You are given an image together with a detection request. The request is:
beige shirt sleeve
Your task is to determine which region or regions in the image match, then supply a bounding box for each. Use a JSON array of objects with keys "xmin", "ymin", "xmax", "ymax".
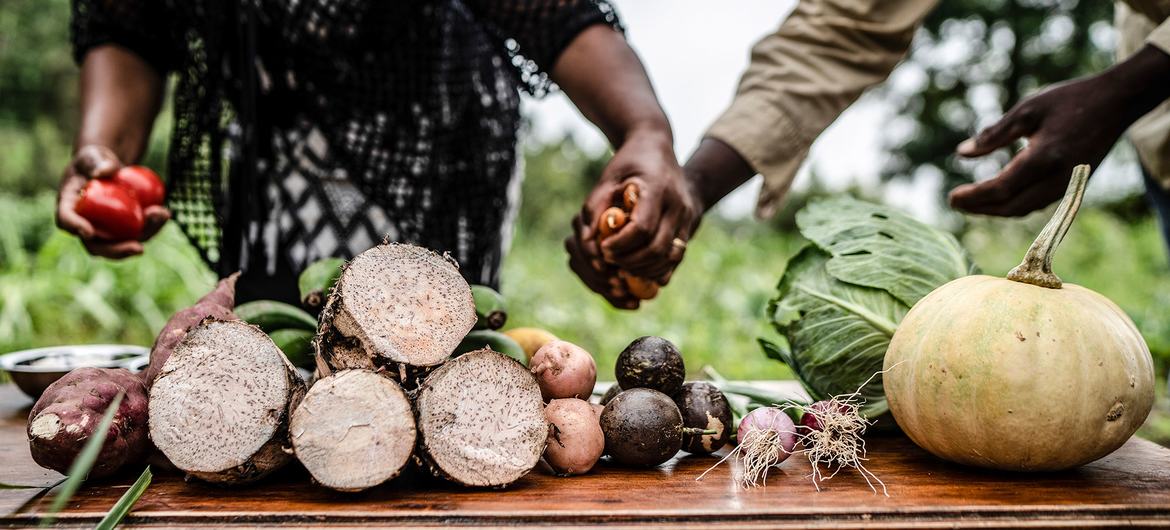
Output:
[
  {"xmin": 1117, "ymin": 1, "xmax": 1170, "ymax": 189},
  {"xmin": 706, "ymin": 0, "xmax": 936, "ymax": 217},
  {"xmin": 1151, "ymin": 17, "xmax": 1170, "ymax": 54}
]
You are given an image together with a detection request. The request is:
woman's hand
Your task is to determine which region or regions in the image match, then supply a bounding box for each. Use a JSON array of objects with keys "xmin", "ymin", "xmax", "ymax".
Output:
[
  {"xmin": 56, "ymin": 145, "xmax": 170, "ymax": 258},
  {"xmin": 951, "ymin": 45, "xmax": 1170, "ymax": 216},
  {"xmin": 566, "ymin": 131, "xmax": 698, "ymax": 308}
]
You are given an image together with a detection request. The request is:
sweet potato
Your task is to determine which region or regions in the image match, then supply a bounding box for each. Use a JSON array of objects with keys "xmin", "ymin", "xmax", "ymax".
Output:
[
  {"xmin": 27, "ymin": 367, "xmax": 149, "ymax": 478},
  {"xmin": 26, "ymin": 274, "xmax": 240, "ymax": 478},
  {"xmin": 144, "ymin": 273, "xmax": 239, "ymax": 386}
]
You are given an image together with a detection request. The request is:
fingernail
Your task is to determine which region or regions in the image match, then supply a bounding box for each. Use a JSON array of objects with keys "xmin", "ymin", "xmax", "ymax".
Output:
[{"xmin": 957, "ymin": 139, "xmax": 977, "ymax": 155}]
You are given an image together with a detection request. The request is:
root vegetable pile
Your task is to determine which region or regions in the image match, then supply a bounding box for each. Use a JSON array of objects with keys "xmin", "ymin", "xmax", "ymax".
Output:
[
  {"xmin": 25, "ymin": 244, "xmax": 560, "ymax": 492},
  {"xmin": 595, "ymin": 336, "xmax": 731, "ymax": 468},
  {"xmin": 26, "ymin": 240, "xmax": 833, "ymax": 494}
]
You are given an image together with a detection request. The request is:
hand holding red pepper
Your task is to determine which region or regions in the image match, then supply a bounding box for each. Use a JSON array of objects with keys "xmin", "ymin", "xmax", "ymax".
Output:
[{"xmin": 56, "ymin": 145, "xmax": 170, "ymax": 259}]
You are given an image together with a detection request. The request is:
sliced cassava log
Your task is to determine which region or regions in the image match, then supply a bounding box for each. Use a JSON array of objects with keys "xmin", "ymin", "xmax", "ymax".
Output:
[
  {"xmin": 317, "ymin": 244, "xmax": 476, "ymax": 375},
  {"xmin": 290, "ymin": 369, "xmax": 416, "ymax": 492},
  {"xmin": 149, "ymin": 319, "xmax": 306, "ymax": 485},
  {"xmin": 414, "ymin": 349, "xmax": 547, "ymax": 487}
]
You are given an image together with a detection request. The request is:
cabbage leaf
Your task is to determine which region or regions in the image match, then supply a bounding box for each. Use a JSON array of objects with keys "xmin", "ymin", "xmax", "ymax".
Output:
[{"xmin": 763, "ymin": 198, "xmax": 977, "ymax": 417}]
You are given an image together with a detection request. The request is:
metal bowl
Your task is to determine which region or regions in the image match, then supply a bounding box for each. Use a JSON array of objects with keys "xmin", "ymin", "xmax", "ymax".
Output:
[{"xmin": 0, "ymin": 345, "xmax": 149, "ymax": 399}]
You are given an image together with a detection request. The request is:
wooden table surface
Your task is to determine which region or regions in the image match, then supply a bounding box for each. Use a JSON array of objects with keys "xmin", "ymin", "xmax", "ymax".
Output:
[{"xmin": 2, "ymin": 383, "xmax": 1169, "ymax": 529}]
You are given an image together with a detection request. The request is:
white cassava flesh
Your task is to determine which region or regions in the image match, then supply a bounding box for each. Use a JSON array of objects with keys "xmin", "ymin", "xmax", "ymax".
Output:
[
  {"xmin": 149, "ymin": 319, "xmax": 305, "ymax": 484},
  {"xmin": 319, "ymin": 244, "xmax": 476, "ymax": 371},
  {"xmin": 415, "ymin": 349, "xmax": 547, "ymax": 487},
  {"xmin": 290, "ymin": 370, "xmax": 416, "ymax": 491}
]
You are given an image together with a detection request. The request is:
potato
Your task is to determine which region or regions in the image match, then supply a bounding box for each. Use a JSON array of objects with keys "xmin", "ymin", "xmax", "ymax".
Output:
[
  {"xmin": 530, "ymin": 340, "xmax": 596, "ymax": 401},
  {"xmin": 544, "ymin": 398, "xmax": 604, "ymax": 476}
]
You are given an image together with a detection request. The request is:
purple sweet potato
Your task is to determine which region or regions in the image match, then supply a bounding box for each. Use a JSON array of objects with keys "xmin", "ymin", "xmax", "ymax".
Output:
[
  {"xmin": 27, "ymin": 367, "xmax": 150, "ymax": 478},
  {"xmin": 143, "ymin": 273, "xmax": 239, "ymax": 386}
]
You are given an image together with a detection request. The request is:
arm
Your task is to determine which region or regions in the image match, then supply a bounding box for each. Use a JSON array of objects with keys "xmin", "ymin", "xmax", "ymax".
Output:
[
  {"xmin": 592, "ymin": 0, "xmax": 934, "ymax": 285},
  {"xmin": 692, "ymin": 0, "xmax": 936, "ymax": 218},
  {"xmin": 951, "ymin": 41, "xmax": 1170, "ymax": 216},
  {"xmin": 56, "ymin": 45, "xmax": 168, "ymax": 258},
  {"xmin": 464, "ymin": 1, "xmax": 683, "ymax": 307},
  {"xmin": 554, "ymin": 25, "xmax": 696, "ymax": 308}
]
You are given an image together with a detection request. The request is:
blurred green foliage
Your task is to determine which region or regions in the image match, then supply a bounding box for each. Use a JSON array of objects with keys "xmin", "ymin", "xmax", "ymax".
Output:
[{"xmin": 0, "ymin": 194, "xmax": 215, "ymax": 353}]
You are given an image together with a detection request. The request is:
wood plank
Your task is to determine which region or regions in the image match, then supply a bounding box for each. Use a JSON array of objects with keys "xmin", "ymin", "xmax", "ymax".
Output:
[
  {"xmin": 0, "ymin": 386, "xmax": 65, "ymax": 516},
  {"xmin": 1, "ymin": 384, "xmax": 1168, "ymax": 528}
]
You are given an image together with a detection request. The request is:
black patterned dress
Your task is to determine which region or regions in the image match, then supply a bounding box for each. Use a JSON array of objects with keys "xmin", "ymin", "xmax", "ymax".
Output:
[{"xmin": 71, "ymin": 0, "xmax": 620, "ymax": 302}]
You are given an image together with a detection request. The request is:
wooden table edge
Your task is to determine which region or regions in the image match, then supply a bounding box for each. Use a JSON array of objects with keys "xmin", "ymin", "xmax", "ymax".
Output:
[{"xmin": 4, "ymin": 504, "xmax": 1170, "ymax": 528}]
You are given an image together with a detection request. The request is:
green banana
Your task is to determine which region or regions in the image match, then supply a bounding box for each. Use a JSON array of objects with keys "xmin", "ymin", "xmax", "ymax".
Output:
[
  {"xmin": 298, "ymin": 257, "xmax": 345, "ymax": 310},
  {"xmin": 471, "ymin": 284, "xmax": 507, "ymax": 330},
  {"xmin": 269, "ymin": 328, "xmax": 315, "ymax": 368},
  {"xmin": 454, "ymin": 330, "xmax": 526, "ymax": 366},
  {"xmin": 235, "ymin": 300, "xmax": 318, "ymax": 332}
]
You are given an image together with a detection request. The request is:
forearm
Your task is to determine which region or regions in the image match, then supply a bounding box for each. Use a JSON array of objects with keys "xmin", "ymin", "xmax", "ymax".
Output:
[
  {"xmin": 76, "ymin": 45, "xmax": 165, "ymax": 162},
  {"xmin": 682, "ymin": 138, "xmax": 757, "ymax": 213},
  {"xmin": 550, "ymin": 25, "xmax": 671, "ymax": 148},
  {"xmin": 1101, "ymin": 44, "xmax": 1170, "ymax": 125}
]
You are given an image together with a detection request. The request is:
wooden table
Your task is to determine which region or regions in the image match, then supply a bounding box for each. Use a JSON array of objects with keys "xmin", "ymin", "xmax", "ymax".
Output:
[{"xmin": 2, "ymin": 384, "xmax": 1168, "ymax": 529}]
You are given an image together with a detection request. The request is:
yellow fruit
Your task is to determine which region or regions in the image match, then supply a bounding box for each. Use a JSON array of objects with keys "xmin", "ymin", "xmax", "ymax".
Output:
[{"xmin": 503, "ymin": 327, "xmax": 559, "ymax": 362}]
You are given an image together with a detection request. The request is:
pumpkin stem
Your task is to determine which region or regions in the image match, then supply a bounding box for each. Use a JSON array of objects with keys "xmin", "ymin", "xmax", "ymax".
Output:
[{"xmin": 1006, "ymin": 164, "xmax": 1090, "ymax": 289}]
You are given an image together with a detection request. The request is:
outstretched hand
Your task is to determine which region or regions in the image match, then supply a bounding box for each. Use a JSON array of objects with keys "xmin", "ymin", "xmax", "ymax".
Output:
[
  {"xmin": 951, "ymin": 45, "xmax": 1170, "ymax": 216},
  {"xmin": 56, "ymin": 145, "xmax": 170, "ymax": 259}
]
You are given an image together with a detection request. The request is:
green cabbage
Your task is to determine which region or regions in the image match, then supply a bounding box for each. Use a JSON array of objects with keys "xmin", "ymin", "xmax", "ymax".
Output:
[{"xmin": 762, "ymin": 197, "xmax": 978, "ymax": 418}]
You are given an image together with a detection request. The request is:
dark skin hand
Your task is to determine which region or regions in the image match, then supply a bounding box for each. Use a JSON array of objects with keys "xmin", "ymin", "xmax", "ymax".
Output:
[
  {"xmin": 555, "ymin": 25, "xmax": 690, "ymax": 309},
  {"xmin": 602, "ymin": 45, "xmax": 1170, "ymax": 287},
  {"xmin": 951, "ymin": 44, "xmax": 1170, "ymax": 216},
  {"xmin": 57, "ymin": 45, "xmax": 169, "ymax": 258},
  {"xmin": 587, "ymin": 136, "xmax": 753, "ymax": 285}
]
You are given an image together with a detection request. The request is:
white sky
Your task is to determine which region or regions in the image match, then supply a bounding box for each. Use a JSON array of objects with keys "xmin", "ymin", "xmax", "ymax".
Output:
[{"xmin": 520, "ymin": 0, "xmax": 1144, "ymax": 222}]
